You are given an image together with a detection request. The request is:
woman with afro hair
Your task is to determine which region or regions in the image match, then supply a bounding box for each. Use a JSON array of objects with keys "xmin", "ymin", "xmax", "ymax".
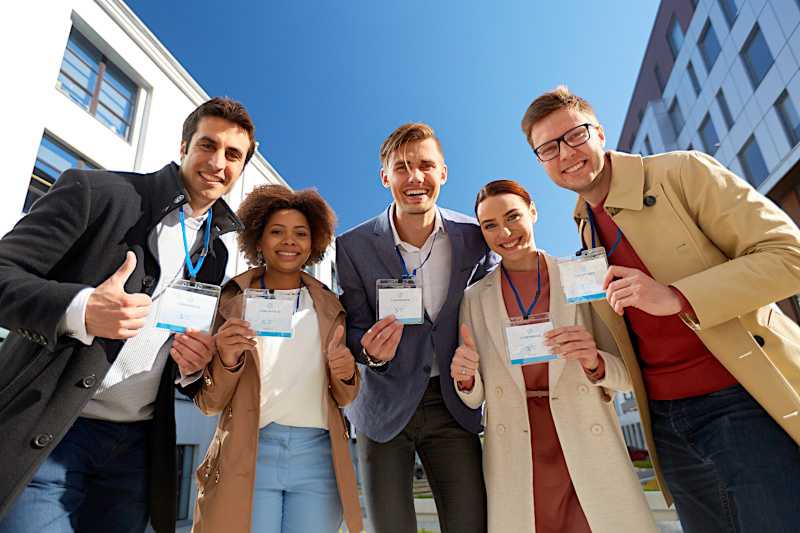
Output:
[{"xmin": 190, "ymin": 184, "xmax": 363, "ymax": 533}]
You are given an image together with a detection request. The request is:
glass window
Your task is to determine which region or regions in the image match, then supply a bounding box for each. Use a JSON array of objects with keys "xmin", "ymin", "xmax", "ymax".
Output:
[
  {"xmin": 654, "ymin": 64, "xmax": 666, "ymax": 92},
  {"xmin": 738, "ymin": 135, "xmax": 770, "ymax": 186},
  {"xmin": 24, "ymin": 135, "xmax": 97, "ymax": 213},
  {"xmin": 699, "ymin": 114, "xmax": 720, "ymax": 154},
  {"xmin": 719, "ymin": 0, "xmax": 740, "ymax": 28},
  {"xmin": 776, "ymin": 91, "xmax": 800, "ymax": 146},
  {"xmin": 176, "ymin": 445, "xmax": 195, "ymax": 521},
  {"xmin": 717, "ymin": 89, "xmax": 735, "ymax": 129},
  {"xmin": 668, "ymin": 16, "xmax": 685, "ymax": 58},
  {"xmin": 55, "ymin": 28, "xmax": 138, "ymax": 139},
  {"xmin": 699, "ymin": 20, "xmax": 722, "ymax": 71},
  {"xmin": 688, "ymin": 62, "xmax": 701, "ymax": 96},
  {"xmin": 669, "ymin": 99, "xmax": 685, "ymax": 136},
  {"xmin": 741, "ymin": 24, "xmax": 774, "ymax": 88}
]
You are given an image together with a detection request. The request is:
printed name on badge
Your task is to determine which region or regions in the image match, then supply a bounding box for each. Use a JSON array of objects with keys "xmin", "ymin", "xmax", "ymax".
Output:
[
  {"xmin": 155, "ymin": 280, "xmax": 220, "ymax": 333},
  {"xmin": 242, "ymin": 288, "xmax": 299, "ymax": 338},
  {"xmin": 376, "ymin": 278, "xmax": 424, "ymax": 325},
  {"xmin": 504, "ymin": 313, "xmax": 558, "ymax": 366},
  {"xmin": 558, "ymin": 248, "xmax": 608, "ymax": 304}
]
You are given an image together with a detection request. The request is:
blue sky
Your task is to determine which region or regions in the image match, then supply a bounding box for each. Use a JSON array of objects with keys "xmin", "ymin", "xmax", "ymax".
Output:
[{"xmin": 128, "ymin": 1, "xmax": 659, "ymax": 257}]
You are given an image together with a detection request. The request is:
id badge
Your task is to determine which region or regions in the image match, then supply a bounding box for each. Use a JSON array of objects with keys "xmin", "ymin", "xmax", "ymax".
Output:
[
  {"xmin": 242, "ymin": 288, "xmax": 297, "ymax": 338},
  {"xmin": 155, "ymin": 279, "xmax": 221, "ymax": 333},
  {"xmin": 503, "ymin": 312, "xmax": 558, "ymax": 366},
  {"xmin": 376, "ymin": 278, "xmax": 423, "ymax": 325},
  {"xmin": 558, "ymin": 248, "xmax": 609, "ymax": 304}
]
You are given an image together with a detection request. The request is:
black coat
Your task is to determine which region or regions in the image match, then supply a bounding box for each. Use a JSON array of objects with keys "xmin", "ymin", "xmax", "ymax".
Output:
[{"xmin": 0, "ymin": 163, "xmax": 242, "ymax": 532}]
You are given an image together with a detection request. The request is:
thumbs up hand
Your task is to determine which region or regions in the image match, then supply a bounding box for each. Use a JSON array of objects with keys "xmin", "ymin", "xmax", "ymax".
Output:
[
  {"xmin": 85, "ymin": 251, "xmax": 152, "ymax": 339},
  {"xmin": 451, "ymin": 324, "xmax": 480, "ymax": 390},
  {"xmin": 327, "ymin": 324, "xmax": 355, "ymax": 382}
]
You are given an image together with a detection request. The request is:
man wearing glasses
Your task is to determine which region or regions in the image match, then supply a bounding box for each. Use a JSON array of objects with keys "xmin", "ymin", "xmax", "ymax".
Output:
[{"xmin": 520, "ymin": 85, "xmax": 800, "ymax": 533}]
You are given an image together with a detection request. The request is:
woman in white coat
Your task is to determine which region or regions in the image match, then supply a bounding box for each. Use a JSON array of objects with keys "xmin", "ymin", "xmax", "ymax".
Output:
[{"xmin": 452, "ymin": 179, "xmax": 656, "ymax": 533}]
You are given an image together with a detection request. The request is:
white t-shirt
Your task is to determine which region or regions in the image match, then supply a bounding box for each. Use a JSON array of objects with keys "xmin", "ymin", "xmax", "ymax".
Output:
[{"xmin": 257, "ymin": 287, "xmax": 329, "ymax": 429}]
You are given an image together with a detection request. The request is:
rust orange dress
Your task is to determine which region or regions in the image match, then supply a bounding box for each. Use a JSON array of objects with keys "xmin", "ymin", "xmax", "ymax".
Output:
[{"xmin": 500, "ymin": 255, "xmax": 592, "ymax": 533}]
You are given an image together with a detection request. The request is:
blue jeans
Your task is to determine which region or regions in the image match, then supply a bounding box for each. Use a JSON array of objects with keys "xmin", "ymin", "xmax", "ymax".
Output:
[
  {"xmin": 251, "ymin": 423, "xmax": 342, "ymax": 533},
  {"xmin": 650, "ymin": 384, "xmax": 800, "ymax": 533},
  {"xmin": 0, "ymin": 417, "xmax": 150, "ymax": 533}
]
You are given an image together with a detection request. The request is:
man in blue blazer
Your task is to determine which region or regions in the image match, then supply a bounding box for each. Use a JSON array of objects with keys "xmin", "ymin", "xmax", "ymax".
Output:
[{"xmin": 336, "ymin": 123, "xmax": 495, "ymax": 533}]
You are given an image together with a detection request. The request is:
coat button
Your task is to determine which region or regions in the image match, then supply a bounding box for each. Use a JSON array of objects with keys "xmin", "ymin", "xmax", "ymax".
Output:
[
  {"xmin": 578, "ymin": 384, "xmax": 589, "ymax": 394},
  {"xmin": 32, "ymin": 433, "xmax": 54, "ymax": 448},
  {"xmin": 590, "ymin": 424, "xmax": 603, "ymax": 435},
  {"xmin": 497, "ymin": 424, "xmax": 506, "ymax": 434},
  {"xmin": 644, "ymin": 195, "xmax": 657, "ymax": 207},
  {"xmin": 142, "ymin": 275, "xmax": 155, "ymax": 289},
  {"xmin": 80, "ymin": 374, "xmax": 97, "ymax": 388},
  {"xmin": 753, "ymin": 335, "xmax": 765, "ymax": 347},
  {"xmin": 495, "ymin": 387, "xmax": 503, "ymax": 398}
]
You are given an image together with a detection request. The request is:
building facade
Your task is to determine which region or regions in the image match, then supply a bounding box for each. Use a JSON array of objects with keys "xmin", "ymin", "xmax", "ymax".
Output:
[
  {"xmin": 615, "ymin": 0, "xmax": 800, "ymax": 448},
  {"xmin": 0, "ymin": 1, "xmax": 336, "ymax": 528}
]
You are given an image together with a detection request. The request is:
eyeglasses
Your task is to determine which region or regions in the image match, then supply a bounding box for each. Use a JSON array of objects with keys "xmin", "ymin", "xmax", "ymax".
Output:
[{"xmin": 533, "ymin": 123, "xmax": 596, "ymax": 162}]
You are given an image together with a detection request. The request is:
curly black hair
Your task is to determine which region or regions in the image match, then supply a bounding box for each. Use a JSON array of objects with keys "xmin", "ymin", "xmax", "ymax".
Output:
[{"xmin": 237, "ymin": 184, "xmax": 336, "ymax": 267}]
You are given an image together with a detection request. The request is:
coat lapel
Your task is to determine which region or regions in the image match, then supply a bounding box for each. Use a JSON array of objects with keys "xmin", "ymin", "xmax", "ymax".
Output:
[
  {"xmin": 371, "ymin": 207, "xmax": 405, "ymax": 279},
  {"xmin": 480, "ymin": 268, "xmax": 527, "ymax": 397},
  {"xmin": 481, "ymin": 255, "xmax": 578, "ymax": 397},
  {"xmin": 545, "ymin": 254, "xmax": 576, "ymax": 391},
  {"xmin": 434, "ymin": 213, "xmax": 466, "ymax": 327}
]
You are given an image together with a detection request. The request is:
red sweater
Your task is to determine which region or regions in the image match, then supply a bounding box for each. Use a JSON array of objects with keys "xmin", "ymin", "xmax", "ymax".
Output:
[{"xmin": 589, "ymin": 202, "xmax": 737, "ymax": 400}]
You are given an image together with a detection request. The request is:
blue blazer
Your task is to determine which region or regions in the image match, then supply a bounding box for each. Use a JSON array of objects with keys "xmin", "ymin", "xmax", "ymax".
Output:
[{"xmin": 336, "ymin": 206, "xmax": 497, "ymax": 442}]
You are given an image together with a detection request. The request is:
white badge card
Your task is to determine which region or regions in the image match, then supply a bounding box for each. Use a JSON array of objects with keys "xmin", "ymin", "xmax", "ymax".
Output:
[
  {"xmin": 558, "ymin": 248, "xmax": 609, "ymax": 304},
  {"xmin": 504, "ymin": 313, "xmax": 558, "ymax": 366},
  {"xmin": 376, "ymin": 278, "xmax": 424, "ymax": 325},
  {"xmin": 155, "ymin": 280, "xmax": 220, "ymax": 333},
  {"xmin": 242, "ymin": 288, "xmax": 297, "ymax": 338}
]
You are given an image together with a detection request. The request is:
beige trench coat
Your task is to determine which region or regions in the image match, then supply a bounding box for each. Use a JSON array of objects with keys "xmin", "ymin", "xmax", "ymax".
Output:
[
  {"xmin": 456, "ymin": 257, "xmax": 657, "ymax": 533},
  {"xmin": 190, "ymin": 268, "xmax": 363, "ymax": 533},
  {"xmin": 576, "ymin": 150, "xmax": 800, "ymax": 504}
]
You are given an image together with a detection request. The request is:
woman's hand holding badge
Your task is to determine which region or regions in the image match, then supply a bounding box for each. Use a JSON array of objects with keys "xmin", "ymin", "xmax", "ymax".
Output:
[
  {"xmin": 327, "ymin": 324, "xmax": 356, "ymax": 382},
  {"xmin": 215, "ymin": 318, "xmax": 257, "ymax": 368},
  {"xmin": 451, "ymin": 324, "xmax": 479, "ymax": 391},
  {"xmin": 544, "ymin": 325, "xmax": 603, "ymax": 375}
]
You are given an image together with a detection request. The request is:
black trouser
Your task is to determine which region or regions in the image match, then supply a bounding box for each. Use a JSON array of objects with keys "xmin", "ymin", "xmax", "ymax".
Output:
[{"xmin": 356, "ymin": 377, "xmax": 487, "ymax": 533}]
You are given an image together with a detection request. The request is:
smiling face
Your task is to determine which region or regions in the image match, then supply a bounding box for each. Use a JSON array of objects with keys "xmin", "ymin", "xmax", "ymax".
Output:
[
  {"xmin": 528, "ymin": 107, "xmax": 608, "ymax": 200},
  {"xmin": 258, "ymin": 208, "xmax": 312, "ymax": 274},
  {"xmin": 476, "ymin": 193, "xmax": 538, "ymax": 266},
  {"xmin": 179, "ymin": 116, "xmax": 251, "ymax": 212},
  {"xmin": 380, "ymin": 138, "xmax": 447, "ymax": 217}
]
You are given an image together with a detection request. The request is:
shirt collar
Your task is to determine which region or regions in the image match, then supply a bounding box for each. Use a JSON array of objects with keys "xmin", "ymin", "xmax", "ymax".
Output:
[{"xmin": 389, "ymin": 204, "xmax": 446, "ymax": 250}]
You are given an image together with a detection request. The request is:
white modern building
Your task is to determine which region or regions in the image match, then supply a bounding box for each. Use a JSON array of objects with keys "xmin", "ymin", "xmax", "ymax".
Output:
[{"xmin": 0, "ymin": 1, "xmax": 335, "ymax": 528}]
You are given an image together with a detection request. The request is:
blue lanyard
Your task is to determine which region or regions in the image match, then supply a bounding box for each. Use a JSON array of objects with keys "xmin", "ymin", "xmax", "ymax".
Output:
[
  {"xmin": 179, "ymin": 206, "xmax": 213, "ymax": 281},
  {"xmin": 260, "ymin": 274, "xmax": 302, "ymax": 313},
  {"xmin": 500, "ymin": 253, "xmax": 541, "ymax": 320},
  {"xmin": 585, "ymin": 202, "xmax": 622, "ymax": 258},
  {"xmin": 395, "ymin": 235, "xmax": 437, "ymax": 279}
]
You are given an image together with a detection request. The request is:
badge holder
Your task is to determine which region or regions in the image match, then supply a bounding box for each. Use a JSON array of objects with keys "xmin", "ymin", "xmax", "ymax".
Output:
[
  {"xmin": 558, "ymin": 248, "xmax": 609, "ymax": 304},
  {"xmin": 503, "ymin": 312, "xmax": 558, "ymax": 366},
  {"xmin": 155, "ymin": 279, "xmax": 221, "ymax": 333},
  {"xmin": 242, "ymin": 288, "xmax": 298, "ymax": 338},
  {"xmin": 376, "ymin": 278, "xmax": 424, "ymax": 325}
]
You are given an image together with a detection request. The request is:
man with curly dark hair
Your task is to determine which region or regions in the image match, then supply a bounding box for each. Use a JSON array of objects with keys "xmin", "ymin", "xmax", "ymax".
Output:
[{"xmin": 190, "ymin": 184, "xmax": 363, "ymax": 533}]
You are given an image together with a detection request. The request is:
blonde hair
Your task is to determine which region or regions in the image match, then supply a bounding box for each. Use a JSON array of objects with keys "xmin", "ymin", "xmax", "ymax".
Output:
[
  {"xmin": 520, "ymin": 85, "xmax": 599, "ymax": 148},
  {"xmin": 379, "ymin": 123, "xmax": 444, "ymax": 168}
]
